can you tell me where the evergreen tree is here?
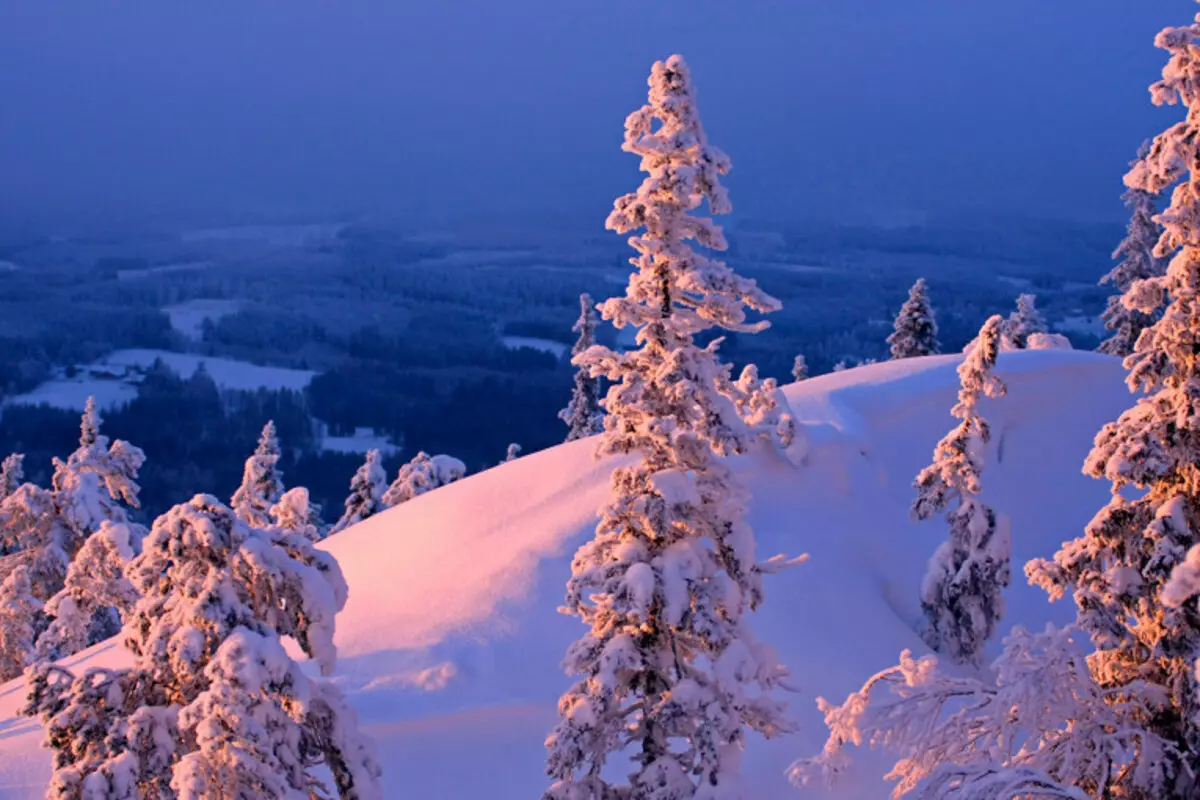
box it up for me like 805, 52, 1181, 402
1003, 293, 1047, 349
559, 293, 605, 441
23, 494, 382, 799
887, 278, 940, 359
231, 420, 284, 529
36, 520, 139, 662
382, 451, 464, 507
0, 453, 23, 502
332, 449, 387, 534
791, 354, 809, 382
913, 315, 1009, 666
505, 443, 522, 463
545, 55, 795, 799
0, 565, 41, 683
1099, 144, 1167, 357
270, 486, 325, 542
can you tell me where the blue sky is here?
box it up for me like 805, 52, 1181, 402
0, 1, 1188, 230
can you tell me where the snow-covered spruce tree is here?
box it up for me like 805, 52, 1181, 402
381, 451, 464, 507
790, 623, 1173, 799
790, 354, 808, 382
913, 315, 1010, 667
1022, 18, 1200, 793
0, 564, 41, 682
505, 443, 522, 463
36, 520, 139, 662
271, 486, 325, 542
1164, 544, 1200, 681
1003, 293, 1047, 349
52, 396, 146, 542
732, 364, 796, 449
0, 452, 23, 502
0, 483, 70, 598
23, 494, 382, 799
545, 54, 795, 799
887, 278, 940, 359
231, 420, 285, 529
1099, 145, 1167, 358
560, 292, 605, 441
332, 449, 387, 534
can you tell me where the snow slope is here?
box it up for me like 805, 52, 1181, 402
0, 350, 1130, 798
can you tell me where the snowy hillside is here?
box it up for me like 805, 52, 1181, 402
0, 350, 1130, 798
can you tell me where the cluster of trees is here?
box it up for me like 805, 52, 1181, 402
788, 13, 1200, 800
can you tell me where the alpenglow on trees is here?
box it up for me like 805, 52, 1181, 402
1100, 143, 1167, 357
560, 293, 605, 441
333, 449, 388, 534
1003, 293, 1047, 349
545, 54, 795, 799
887, 278, 940, 359
913, 315, 1009, 666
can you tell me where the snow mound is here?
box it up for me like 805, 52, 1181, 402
0, 350, 1130, 798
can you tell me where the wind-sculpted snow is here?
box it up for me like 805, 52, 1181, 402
0, 350, 1132, 798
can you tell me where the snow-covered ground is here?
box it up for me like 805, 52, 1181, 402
162, 298, 240, 340
115, 260, 212, 281
0, 350, 1130, 798
8, 350, 315, 411
501, 335, 568, 359
3, 379, 138, 412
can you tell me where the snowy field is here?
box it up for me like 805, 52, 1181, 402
115, 260, 212, 281
161, 298, 240, 340
0, 350, 1131, 798
319, 426, 401, 457
8, 350, 315, 411
501, 335, 568, 359
3, 379, 138, 412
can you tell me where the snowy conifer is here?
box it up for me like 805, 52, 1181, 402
832, 359, 850, 372
887, 278, 940, 359
382, 451, 463, 507
560, 293, 605, 441
0, 564, 41, 682
1099, 145, 1167, 357
791, 354, 808, 382
23, 494, 382, 798
0, 453, 23, 502
913, 315, 1009, 666
53, 397, 145, 541
505, 443, 522, 463
0, 483, 70, 598
36, 520, 139, 662
332, 449, 387, 534
270, 487, 324, 542
791, 623, 1174, 799
231, 420, 285, 529
1002, 293, 1047, 349
732, 363, 795, 449
545, 55, 794, 799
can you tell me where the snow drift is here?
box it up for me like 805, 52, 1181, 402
0, 350, 1131, 798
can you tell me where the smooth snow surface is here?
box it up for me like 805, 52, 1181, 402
0, 351, 1130, 798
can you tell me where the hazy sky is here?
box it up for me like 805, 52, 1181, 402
0, 1, 1188, 231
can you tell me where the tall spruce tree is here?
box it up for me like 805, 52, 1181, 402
545, 55, 794, 799
560, 293, 605, 441
913, 315, 1010, 666
332, 449, 388, 534
1100, 144, 1167, 357
0, 565, 41, 683
887, 278, 940, 359
231, 420, 285, 529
